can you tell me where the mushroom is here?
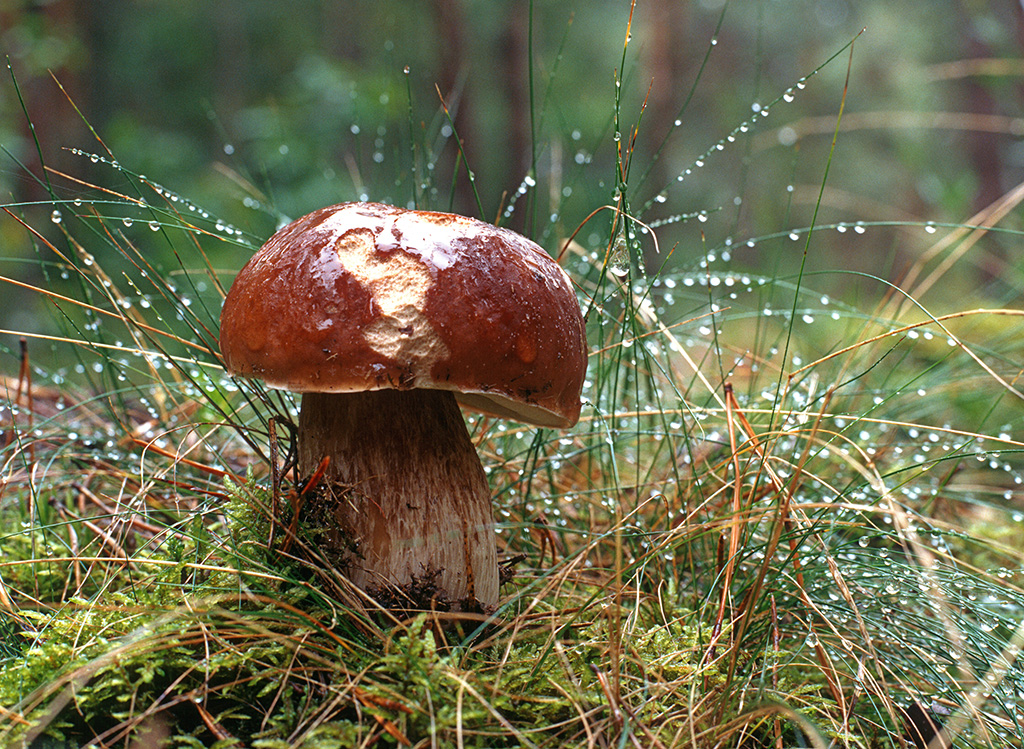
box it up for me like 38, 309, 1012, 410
219, 202, 587, 611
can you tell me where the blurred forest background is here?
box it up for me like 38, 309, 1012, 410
2, 0, 1024, 342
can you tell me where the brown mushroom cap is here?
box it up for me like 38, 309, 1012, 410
219, 202, 587, 428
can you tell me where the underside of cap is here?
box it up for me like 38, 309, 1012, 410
219, 202, 588, 428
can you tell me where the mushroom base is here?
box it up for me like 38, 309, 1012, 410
297, 389, 499, 611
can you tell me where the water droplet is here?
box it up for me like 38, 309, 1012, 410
783, 90, 795, 103
50, 210, 62, 224
122, 217, 133, 228
149, 221, 160, 231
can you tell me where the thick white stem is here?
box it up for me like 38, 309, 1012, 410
298, 389, 498, 610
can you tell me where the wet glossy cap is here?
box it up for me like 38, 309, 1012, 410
219, 202, 587, 428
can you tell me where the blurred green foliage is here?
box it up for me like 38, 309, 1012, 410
2, 0, 1023, 335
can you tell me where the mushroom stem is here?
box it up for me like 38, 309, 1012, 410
297, 389, 498, 610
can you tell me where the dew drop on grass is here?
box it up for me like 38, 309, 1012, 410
51, 210, 62, 224
122, 217, 133, 228
149, 221, 159, 231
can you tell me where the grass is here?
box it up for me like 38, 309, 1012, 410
3, 6, 1024, 748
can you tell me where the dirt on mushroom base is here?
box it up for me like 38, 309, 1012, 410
292, 478, 498, 618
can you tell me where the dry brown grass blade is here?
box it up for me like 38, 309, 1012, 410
708, 383, 847, 711
925, 57, 1024, 80
0, 275, 212, 354
901, 178, 1024, 302
709, 383, 745, 660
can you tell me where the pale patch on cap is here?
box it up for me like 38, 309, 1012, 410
332, 224, 449, 379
